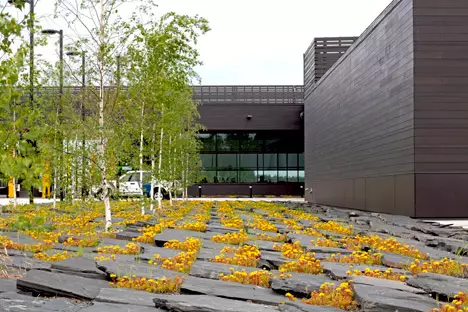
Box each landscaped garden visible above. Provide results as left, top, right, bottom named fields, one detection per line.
left=0, top=200, right=467, bottom=311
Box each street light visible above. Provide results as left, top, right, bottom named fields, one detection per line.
left=42, top=29, right=64, bottom=201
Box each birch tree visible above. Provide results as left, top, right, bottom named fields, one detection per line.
left=54, top=0, right=156, bottom=230
left=127, top=13, right=209, bottom=211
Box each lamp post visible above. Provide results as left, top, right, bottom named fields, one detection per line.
left=41, top=29, right=64, bottom=202
left=66, top=50, right=86, bottom=199
left=8, top=0, right=34, bottom=105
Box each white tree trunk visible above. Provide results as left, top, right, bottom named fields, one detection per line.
left=72, top=135, right=78, bottom=204
left=168, top=135, right=173, bottom=206
left=99, top=0, right=112, bottom=231
left=157, top=127, right=164, bottom=210
left=150, top=125, right=156, bottom=212
left=139, top=103, right=145, bottom=215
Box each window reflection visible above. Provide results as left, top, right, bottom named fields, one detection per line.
left=197, top=132, right=304, bottom=185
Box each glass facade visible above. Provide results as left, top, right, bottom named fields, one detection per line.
left=198, top=131, right=304, bottom=184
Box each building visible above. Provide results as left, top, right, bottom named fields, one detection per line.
left=188, top=85, right=305, bottom=197
left=304, top=0, right=468, bottom=218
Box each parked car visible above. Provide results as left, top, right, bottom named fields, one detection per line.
left=118, top=171, right=169, bottom=200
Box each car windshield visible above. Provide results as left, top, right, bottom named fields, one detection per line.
left=119, top=173, right=132, bottom=181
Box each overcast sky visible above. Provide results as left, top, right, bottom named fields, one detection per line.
left=8, top=0, right=392, bottom=85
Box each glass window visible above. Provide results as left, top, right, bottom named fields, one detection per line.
left=258, top=154, right=264, bottom=169
left=239, top=170, right=256, bottom=183
left=239, top=133, right=259, bottom=152
left=299, top=153, right=304, bottom=169
left=201, top=154, right=216, bottom=169
left=256, top=170, right=265, bottom=183
left=278, top=170, right=287, bottom=183
left=198, top=133, right=216, bottom=152
left=263, top=170, right=277, bottom=183
left=264, top=154, right=277, bottom=169
left=217, top=171, right=237, bottom=183
left=217, top=154, right=237, bottom=169
left=129, top=173, right=140, bottom=182
left=278, top=154, right=287, bottom=168
left=239, top=154, right=257, bottom=169
left=199, top=171, right=216, bottom=183
left=119, top=173, right=132, bottom=182
left=288, top=154, right=298, bottom=168
left=288, top=170, right=298, bottom=182
left=298, top=170, right=305, bottom=182
left=217, top=133, right=239, bottom=152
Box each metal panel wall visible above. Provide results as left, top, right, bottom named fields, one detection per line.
left=413, top=0, right=468, bottom=217
left=305, top=0, right=416, bottom=215
left=195, top=85, right=304, bottom=131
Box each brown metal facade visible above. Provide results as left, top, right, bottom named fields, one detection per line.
left=413, top=0, right=468, bottom=217
left=190, top=85, right=305, bottom=197
left=305, top=0, right=417, bottom=216
left=305, top=0, right=468, bottom=218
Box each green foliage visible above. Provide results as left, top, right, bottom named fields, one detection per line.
left=8, top=215, right=55, bottom=232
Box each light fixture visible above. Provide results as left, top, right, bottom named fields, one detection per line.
left=246, top=115, right=252, bottom=120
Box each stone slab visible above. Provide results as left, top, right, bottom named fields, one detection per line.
left=97, top=259, right=185, bottom=280
left=16, top=269, right=110, bottom=300
left=153, top=294, right=279, bottom=312
left=0, top=291, right=86, bottom=312
left=79, top=302, right=162, bottom=312
left=95, top=287, right=158, bottom=307
left=51, top=257, right=106, bottom=279
left=279, top=301, right=347, bottom=312
left=182, top=275, right=284, bottom=305
left=154, top=229, right=212, bottom=247
left=406, top=273, right=468, bottom=298
left=353, top=284, right=438, bottom=312
left=189, top=260, right=273, bottom=280
left=271, top=273, right=335, bottom=297
left=351, top=276, right=426, bottom=294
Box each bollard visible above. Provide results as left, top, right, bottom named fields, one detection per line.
left=249, top=185, right=253, bottom=198
left=198, top=185, right=202, bottom=198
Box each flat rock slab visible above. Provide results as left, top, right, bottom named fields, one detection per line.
left=153, top=294, right=279, bottom=312
left=304, top=247, right=351, bottom=254
left=197, top=248, right=224, bottom=261
left=258, top=250, right=288, bottom=270
left=97, top=259, right=185, bottom=280
left=279, top=301, right=347, bottom=312
left=406, top=273, right=468, bottom=298
left=271, top=273, right=335, bottom=297
left=353, top=284, right=437, bottom=312
left=182, top=275, right=284, bottom=305
left=51, top=257, right=106, bottom=279
left=154, top=229, right=212, bottom=247
left=96, top=288, right=159, bottom=307
left=80, top=302, right=164, bottom=312
left=201, top=239, right=231, bottom=250
left=351, top=276, right=426, bottom=294
left=0, top=291, right=87, bottom=312
left=98, top=238, right=136, bottom=249
left=381, top=252, right=415, bottom=269
left=116, top=231, right=142, bottom=241
left=321, top=262, right=409, bottom=280
left=189, top=260, right=273, bottom=280
left=288, top=234, right=321, bottom=246
left=245, top=240, right=278, bottom=251
left=5, top=255, right=51, bottom=271
left=16, top=269, right=110, bottom=300
left=0, top=279, right=17, bottom=293
left=138, top=245, right=181, bottom=261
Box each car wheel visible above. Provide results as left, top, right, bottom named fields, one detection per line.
left=153, top=189, right=163, bottom=200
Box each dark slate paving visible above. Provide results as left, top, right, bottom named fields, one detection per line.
left=288, top=234, right=321, bottom=246
left=16, top=269, right=110, bottom=300
left=270, top=273, right=335, bottom=297
left=51, top=257, right=106, bottom=280
left=321, top=262, right=409, bottom=280
left=79, top=302, right=163, bottom=312
left=182, top=275, right=284, bottom=305
left=0, top=279, right=17, bottom=293
left=153, top=294, right=279, bottom=312
left=138, top=245, right=181, bottom=261
left=116, top=231, right=142, bottom=241
left=353, top=284, right=438, bottom=312
left=5, top=255, right=51, bottom=271
left=189, top=260, right=274, bottom=280
left=201, top=239, right=231, bottom=250
left=154, top=229, right=212, bottom=247
left=406, top=273, right=468, bottom=298
left=351, top=276, right=426, bottom=294
left=97, top=259, right=185, bottom=280
left=245, top=240, right=277, bottom=251
left=98, top=238, right=135, bottom=249
left=53, top=243, right=97, bottom=253
left=197, top=248, right=224, bottom=261
left=258, top=250, right=288, bottom=270
left=304, top=246, right=352, bottom=254
left=381, top=252, right=415, bottom=269
left=279, top=301, right=347, bottom=312
left=95, top=288, right=158, bottom=307
left=0, top=291, right=87, bottom=312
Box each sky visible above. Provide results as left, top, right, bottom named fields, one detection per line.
left=6, top=0, right=393, bottom=85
